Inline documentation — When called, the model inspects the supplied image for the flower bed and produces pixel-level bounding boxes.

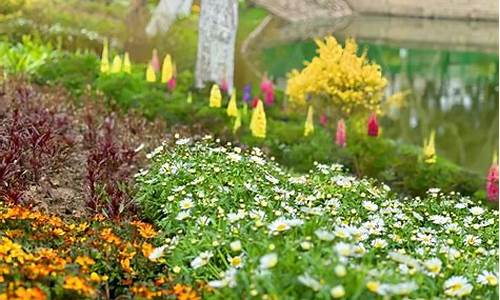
[136,138,498,299]
[0,204,200,300]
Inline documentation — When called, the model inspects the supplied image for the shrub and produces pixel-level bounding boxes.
[136,139,498,299]
[286,36,387,116]
[34,52,99,97]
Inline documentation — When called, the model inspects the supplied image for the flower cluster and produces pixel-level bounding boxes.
[136,138,498,299]
[286,36,387,116]
[0,204,199,299]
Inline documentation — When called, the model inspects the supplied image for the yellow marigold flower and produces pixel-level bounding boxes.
[75,255,95,268]
[14,286,46,300]
[121,258,134,273]
[63,275,94,296]
[141,242,154,258]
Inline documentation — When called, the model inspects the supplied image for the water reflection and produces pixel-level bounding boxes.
[244,16,498,174]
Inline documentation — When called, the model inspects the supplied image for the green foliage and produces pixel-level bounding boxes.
[0,36,59,76]
[136,140,498,299]
[34,52,99,96]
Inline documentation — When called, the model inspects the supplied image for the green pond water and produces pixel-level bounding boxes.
[1,13,498,175]
[241,16,499,175]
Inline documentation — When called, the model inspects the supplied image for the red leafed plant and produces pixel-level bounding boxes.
[0,84,75,204]
[83,111,138,219]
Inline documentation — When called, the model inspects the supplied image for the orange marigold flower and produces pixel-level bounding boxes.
[13,286,46,300]
[141,242,154,258]
[100,228,121,245]
[63,275,94,296]
[132,221,157,239]
[120,258,134,273]
[75,256,96,269]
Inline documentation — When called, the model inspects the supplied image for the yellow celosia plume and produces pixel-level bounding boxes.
[122,52,131,74]
[110,55,122,74]
[304,105,314,136]
[187,91,192,104]
[209,84,222,108]
[100,39,109,74]
[250,100,266,138]
[146,64,156,82]
[227,89,238,117]
[423,130,436,164]
[161,54,173,83]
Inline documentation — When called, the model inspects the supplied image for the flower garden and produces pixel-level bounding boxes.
[0,1,499,299]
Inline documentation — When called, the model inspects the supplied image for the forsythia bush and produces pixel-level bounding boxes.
[286,36,387,115]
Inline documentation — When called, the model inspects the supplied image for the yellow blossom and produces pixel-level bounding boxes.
[286,36,387,116]
[122,52,132,73]
[423,130,436,164]
[161,54,173,83]
[227,89,238,117]
[304,105,314,136]
[100,39,109,74]
[250,100,266,138]
[209,84,222,108]
[146,64,156,82]
[110,55,122,74]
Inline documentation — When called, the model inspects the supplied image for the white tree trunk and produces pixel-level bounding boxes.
[146,0,193,37]
[195,0,238,91]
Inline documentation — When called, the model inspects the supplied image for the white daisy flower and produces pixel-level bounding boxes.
[190,251,213,269]
[230,240,242,252]
[371,238,388,249]
[334,242,352,257]
[362,201,379,212]
[297,273,322,291]
[228,254,244,268]
[208,268,237,288]
[179,198,194,210]
[148,245,168,261]
[477,271,498,286]
[268,218,303,234]
[464,235,481,246]
[227,152,242,162]
[330,285,345,298]
[259,253,278,269]
[314,229,335,241]
[469,206,485,216]
[443,276,473,297]
[423,258,442,276]
[175,211,190,221]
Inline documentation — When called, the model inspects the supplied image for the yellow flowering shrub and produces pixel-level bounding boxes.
[286,36,387,116]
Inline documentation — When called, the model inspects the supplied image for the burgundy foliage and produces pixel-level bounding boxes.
[0,84,75,204]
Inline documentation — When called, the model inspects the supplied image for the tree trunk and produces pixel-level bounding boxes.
[146,0,193,37]
[195,0,238,91]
